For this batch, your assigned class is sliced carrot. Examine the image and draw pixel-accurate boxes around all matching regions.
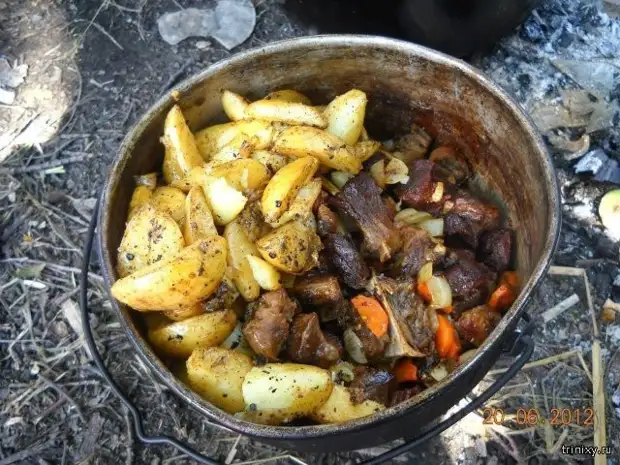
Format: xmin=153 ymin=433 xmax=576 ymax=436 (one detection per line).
xmin=488 ymin=283 xmax=516 ymax=312
xmin=394 ymin=359 xmax=418 ymax=383
xmin=417 ymin=281 xmax=432 ymax=303
xmin=500 ymin=271 xmax=519 ymax=289
xmin=351 ymin=295 xmax=389 ymax=338
xmin=436 ymin=314 xmax=461 ymax=360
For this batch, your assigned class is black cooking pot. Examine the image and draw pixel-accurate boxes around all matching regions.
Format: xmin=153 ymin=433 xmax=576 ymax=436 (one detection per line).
xmin=283 ymin=0 xmax=542 ymax=56
xmin=95 ymin=36 xmax=560 ymax=456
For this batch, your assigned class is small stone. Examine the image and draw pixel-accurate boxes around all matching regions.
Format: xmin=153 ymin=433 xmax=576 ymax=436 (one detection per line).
xmin=574 ymin=149 xmax=608 ymax=175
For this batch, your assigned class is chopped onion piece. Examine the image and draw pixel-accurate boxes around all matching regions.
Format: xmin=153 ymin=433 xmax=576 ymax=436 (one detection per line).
xmin=419 ymin=218 xmax=444 ymax=237
xmin=331 ymin=171 xmax=354 ymax=188
xmin=394 ymin=208 xmax=433 ymax=226
xmin=431 ymin=181 xmax=444 ymax=202
xmin=426 ymin=275 xmax=452 ymax=309
xmin=384 ymin=158 xmax=409 ymax=185
xmin=429 ymin=363 xmax=449 ymax=381
xmin=343 ymin=328 xmax=368 ymax=364
xmin=418 ymin=262 xmax=433 ymax=284
xmin=369 ymin=160 xmax=386 ymax=189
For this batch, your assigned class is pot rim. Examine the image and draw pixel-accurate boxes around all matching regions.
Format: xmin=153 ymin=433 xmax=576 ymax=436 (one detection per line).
xmin=99 ymin=34 xmax=560 ymax=440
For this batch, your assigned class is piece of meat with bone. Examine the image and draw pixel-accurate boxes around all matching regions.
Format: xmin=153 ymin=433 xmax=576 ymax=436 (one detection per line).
xmin=242 ymin=289 xmax=299 ymax=360
xmin=371 ymin=277 xmax=437 ymax=357
xmin=317 ymin=205 xmax=370 ymax=289
xmin=349 ymin=366 xmax=395 ymax=405
xmin=287 ymin=312 xmax=343 ymax=368
xmin=456 ymin=305 xmax=501 ymax=346
xmin=337 ymin=299 xmax=386 ymax=360
xmin=331 ymin=172 xmax=402 ymax=262
xmin=389 ymin=226 xmax=440 ymax=278
xmin=443 ymin=191 xmax=501 ymax=248
xmin=477 ymin=228 xmax=512 ymax=272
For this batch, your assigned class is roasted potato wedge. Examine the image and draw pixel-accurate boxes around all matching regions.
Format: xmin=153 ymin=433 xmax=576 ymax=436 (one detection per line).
xmin=195 ymin=120 xmax=275 ymax=160
xmin=128 ymin=186 xmax=153 ymax=220
xmin=148 ymin=310 xmax=237 ymax=357
xmin=273 ymin=126 xmax=362 ymax=173
xmin=221 ymin=90 xmax=249 ymax=121
xmin=117 ymin=205 xmax=184 ymax=278
xmin=256 ymin=221 xmax=321 ymax=274
xmin=246 ymin=255 xmax=282 ymax=291
xmin=270 ymin=177 xmax=322 ymax=227
xmin=264 ymin=89 xmax=312 ymax=105
xmin=352 ymin=140 xmax=381 ymax=162
xmin=208 ymin=159 xmax=271 ymax=194
xmin=251 ymin=150 xmax=288 ymax=173
xmin=310 ymin=384 xmax=384 ymax=424
xmin=183 ymin=186 xmax=218 ymax=245
xmin=241 ymin=363 xmax=333 ymax=424
xmin=209 ymin=134 xmax=256 ymax=167
xmin=187 ymin=347 xmax=253 ymax=413
xmin=150 ymin=186 xmax=187 ymax=223
xmin=244 ymin=100 xmax=327 ymax=128
xmin=161 ymin=105 xmax=204 ymax=183
xmin=203 ymin=177 xmax=247 ymax=226
xmin=261 ymin=156 xmax=319 ymax=224
xmin=170 ymin=164 xmax=209 ymax=192
xmin=324 ymin=89 xmax=368 ymax=145
xmin=111 ymin=236 xmax=227 ymax=311
xmin=224 ymin=220 xmax=261 ymax=301
xmin=164 ymin=304 xmax=204 ymax=321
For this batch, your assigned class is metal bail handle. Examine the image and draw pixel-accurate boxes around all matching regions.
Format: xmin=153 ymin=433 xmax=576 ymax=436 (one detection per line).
xmin=81 ymin=195 xmax=535 ymax=465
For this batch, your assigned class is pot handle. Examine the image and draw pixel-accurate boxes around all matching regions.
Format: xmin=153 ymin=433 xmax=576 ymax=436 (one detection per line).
xmin=81 ymin=196 xmax=534 ymax=465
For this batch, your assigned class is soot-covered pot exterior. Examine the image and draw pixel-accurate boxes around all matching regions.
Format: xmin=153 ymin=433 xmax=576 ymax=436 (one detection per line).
xmin=98 ymin=36 xmax=559 ymax=452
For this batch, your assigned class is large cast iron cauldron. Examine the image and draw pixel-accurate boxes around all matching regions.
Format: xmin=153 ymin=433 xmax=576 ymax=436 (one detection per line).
xmin=95 ymin=36 xmax=560 ymax=454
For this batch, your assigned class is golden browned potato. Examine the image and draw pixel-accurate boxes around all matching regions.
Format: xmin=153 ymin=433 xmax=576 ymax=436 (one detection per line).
xmin=324 ymin=89 xmax=368 ymax=145
xmin=256 ymin=221 xmax=321 ymax=274
xmin=272 ymin=126 xmax=362 ymax=173
xmin=117 ymin=205 xmax=184 ymax=278
xmin=150 ymin=186 xmax=187 ymax=223
xmin=164 ymin=304 xmax=204 ymax=321
xmin=251 ymin=150 xmax=288 ymax=173
xmin=128 ymin=186 xmax=153 ymax=221
xmin=187 ymin=347 xmax=253 ymax=413
xmin=224 ymin=220 xmax=261 ymax=301
xmin=244 ymin=100 xmax=327 ymax=128
xmin=270 ymin=177 xmax=322 ymax=227
xmin=170 ymin=165 xmax=209 ymax=192
xmin=148 ymin=310 xmax=237 ymax=357
xmin=241 ymin=363 xmax=333 ymax=425
xmin=183 ymin=186 xmax=218 ymax=245
xmin=246 ymin=255 xmax=282 ymax=291
xmin=208 ymin=159 xmax=271 ymax=195
xmin=310 ymin=384 xmax=384 ymax=424
xmin=221 ymin=90 xmax=249 ymax=121
xmin=264 ymin=89 xmax=312 ymax=105
xmin=195 ymin=120 xmax=274 ymax=159
xmin=161 ymin=105 xmax=204 ymax=184
xmin=260 ymin=156 xmax=319 ymax=224
xmin=209 ymin=134 xmax=256 ymax=167
xmin=352 ymin=140 xmax=381 ymax=162
xmin=203 ymin=177 xmax=247 ymax=225
xmin=111 ymin=236 xmax=227 ymax=311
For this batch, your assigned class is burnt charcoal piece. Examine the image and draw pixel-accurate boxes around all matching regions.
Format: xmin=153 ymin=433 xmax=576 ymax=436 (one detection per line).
xmin=456 ymin=305 xmax=501 ymax=346
xmin=444 ymin=192 xmax=501 ymax=248
xmin=478 ymin=228 xmax=512 ymax=271
xmin=287 ymin=313 xmax=343 ymax=368
xmin=243 ymin=289 xmax=299 ymax=360
xmin=292 ymin=275 xmax=343 ymax=308
xmin=389 ymin=226 xmax=436 ymax=277
xmin=394 ymin=159 xmax=437 ymax=210
xmin=332 ymin=172 xmax=402 ymax=262
xmin=337 ymin=299 xmax=386 ymax=360
xmin=349 ymin=366 xmax=395 ymax=405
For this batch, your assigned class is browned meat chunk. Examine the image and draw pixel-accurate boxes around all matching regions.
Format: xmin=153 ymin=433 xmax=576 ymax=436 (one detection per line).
xmin=389 ymin=226 xmax=436 ymax=277
xmin=444 ymin=192 xmax=501 ymax=248
xmin=349 ymin=366 xmax=395 ymax=405
xmin=394 ymin=160 xmax=437 ymax=209
xmin=287 ymin=313 xmax=343 ymax=368
xmin=445 ymin=256 xmax=495 ymax=314
xmin=456 ymin=305 xmax=501 ymax=346
xmin=429 ymin=146 xmax=471 ymax=185
xmin=394 ymin=123 xmax=432 ymax=164
xmin=337 ymin=300 xmax=386 ymax=360
xmin=478 ymin=228 xmax=512 ymax=272
xmin=242 ymin=289 xmax=298 ymax=360
xmin=331 ymin=172 xmax=402 ymax=262
xmin=373 ymin=278 xmax=437 ymax=356
xmin=292 ymin=275 xmax=343 ymax=308
xmin=389 ymin=385 xmax=423 ymax=406
xmin=317 ymin=205 xmax=370 ymax=289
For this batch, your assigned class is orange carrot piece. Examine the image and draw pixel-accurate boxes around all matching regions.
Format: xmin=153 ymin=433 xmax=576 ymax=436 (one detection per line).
xmin=488 ymin=283 xmax=516 ymax=312
xmin=500 ymin=271 xmax=519 ymax=289
xmin=436 ymin=314 xmax=461 ymax=360
xmin=351 ymin=295 xmax=389 ymax=338
xmin=417 ymin=282 xmax=432 ymax=303
xmin=394 ymin=359 xmax=418 ymax=383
